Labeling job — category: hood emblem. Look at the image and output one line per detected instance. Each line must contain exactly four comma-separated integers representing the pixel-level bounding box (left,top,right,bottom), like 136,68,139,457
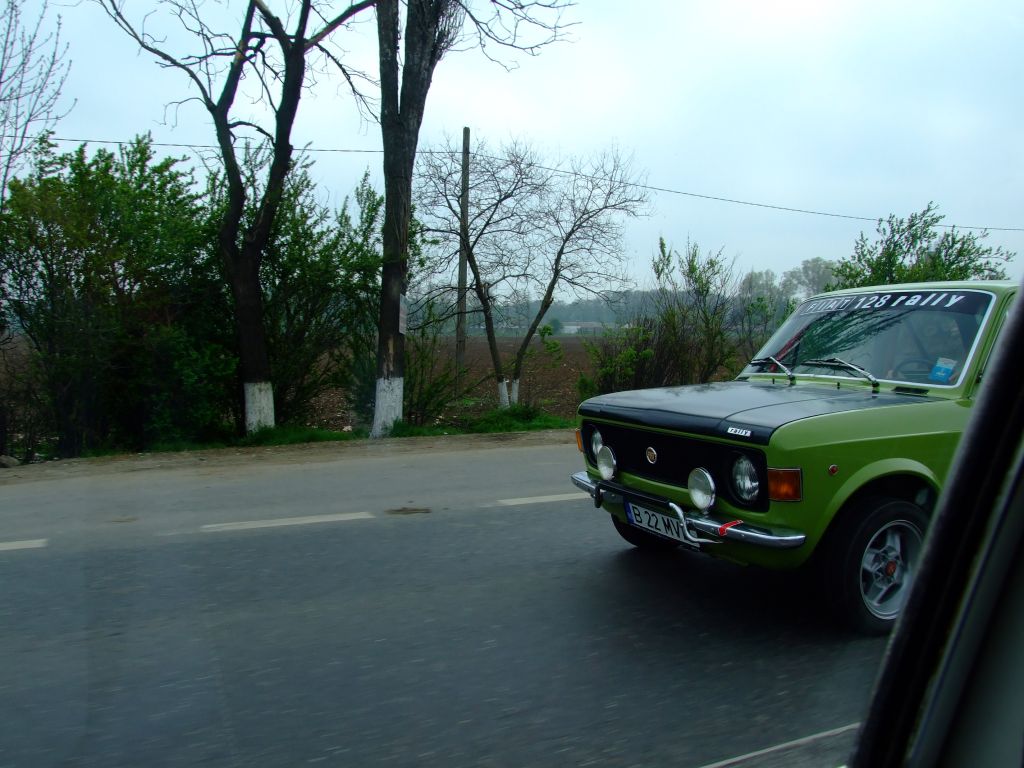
727,426,753,438
645,447,658,464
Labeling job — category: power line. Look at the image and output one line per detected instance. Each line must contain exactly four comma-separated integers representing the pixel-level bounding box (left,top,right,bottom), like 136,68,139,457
28,135,1024,233
498,156,1024,233
39,136,385,154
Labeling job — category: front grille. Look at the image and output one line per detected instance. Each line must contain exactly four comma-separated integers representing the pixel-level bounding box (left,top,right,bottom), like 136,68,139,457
583,420,768,511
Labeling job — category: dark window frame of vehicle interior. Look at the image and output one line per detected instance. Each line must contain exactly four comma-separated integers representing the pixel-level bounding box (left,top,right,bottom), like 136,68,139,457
852,285,1024,767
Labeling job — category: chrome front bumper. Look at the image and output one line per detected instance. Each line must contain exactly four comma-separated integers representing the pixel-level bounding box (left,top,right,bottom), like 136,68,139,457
571,471,806,550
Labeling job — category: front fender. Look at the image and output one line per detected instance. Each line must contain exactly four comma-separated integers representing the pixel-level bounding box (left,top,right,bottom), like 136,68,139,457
824,457,940,524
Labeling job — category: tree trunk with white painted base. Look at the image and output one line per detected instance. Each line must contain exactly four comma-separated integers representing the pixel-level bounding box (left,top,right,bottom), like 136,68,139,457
372,0,461,437
497,380,510,408
510,379,520,406
101,1,378,437
370,376,404,438
244,382,275,433
230,244,276,435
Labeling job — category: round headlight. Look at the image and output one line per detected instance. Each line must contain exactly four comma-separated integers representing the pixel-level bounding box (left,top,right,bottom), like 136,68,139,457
590,428,604,459
596,445,617,481
687,467,716,512
731,455,760,503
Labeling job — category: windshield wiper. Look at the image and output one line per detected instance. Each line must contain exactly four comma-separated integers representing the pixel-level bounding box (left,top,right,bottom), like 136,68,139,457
749,356,795,384
801,357,879,390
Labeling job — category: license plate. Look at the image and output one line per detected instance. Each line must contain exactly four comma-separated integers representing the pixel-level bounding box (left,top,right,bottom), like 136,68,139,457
625,501,690,544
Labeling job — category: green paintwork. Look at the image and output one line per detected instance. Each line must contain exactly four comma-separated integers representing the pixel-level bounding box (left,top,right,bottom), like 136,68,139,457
576,280,1017,570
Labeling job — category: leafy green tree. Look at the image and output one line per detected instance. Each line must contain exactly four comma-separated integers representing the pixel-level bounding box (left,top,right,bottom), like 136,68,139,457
580,239,740,398
577,320,657,400
101,0,379,434
653,238,737,383
0,136,234,456
401,301,459,427
207,151,388,427
257,165,382,424
830,203,1014,289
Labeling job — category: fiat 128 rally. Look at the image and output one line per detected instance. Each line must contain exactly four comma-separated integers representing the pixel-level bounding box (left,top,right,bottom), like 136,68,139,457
571,281,1016,632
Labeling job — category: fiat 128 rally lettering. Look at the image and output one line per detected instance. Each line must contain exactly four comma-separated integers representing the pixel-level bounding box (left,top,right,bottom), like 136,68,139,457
571,281,1016,633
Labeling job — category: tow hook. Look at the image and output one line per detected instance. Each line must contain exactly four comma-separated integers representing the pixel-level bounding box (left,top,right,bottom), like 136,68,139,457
669,502,719,546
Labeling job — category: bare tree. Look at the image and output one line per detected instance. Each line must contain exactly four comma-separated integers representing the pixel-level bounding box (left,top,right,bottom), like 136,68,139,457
781,256,836,300
417,139,546,403
418,139,647,406
0,0,72,209
100,0,375,433
370,0,572,436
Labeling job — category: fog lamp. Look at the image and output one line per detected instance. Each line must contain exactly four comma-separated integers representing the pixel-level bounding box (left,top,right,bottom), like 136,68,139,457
596,445,617,481
688,467,716,511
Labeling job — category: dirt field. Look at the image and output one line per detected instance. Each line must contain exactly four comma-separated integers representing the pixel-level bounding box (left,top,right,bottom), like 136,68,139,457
461,334,592,414
308,335,594,430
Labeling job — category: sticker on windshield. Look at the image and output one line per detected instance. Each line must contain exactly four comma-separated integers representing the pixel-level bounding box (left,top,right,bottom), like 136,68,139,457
929,358,957,384
799,291,981,315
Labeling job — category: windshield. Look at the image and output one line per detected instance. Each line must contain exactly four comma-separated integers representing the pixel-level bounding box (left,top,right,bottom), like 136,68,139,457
745,289,995,387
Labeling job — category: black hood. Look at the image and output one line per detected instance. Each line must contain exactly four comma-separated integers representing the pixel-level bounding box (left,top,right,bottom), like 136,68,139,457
578,381,937,445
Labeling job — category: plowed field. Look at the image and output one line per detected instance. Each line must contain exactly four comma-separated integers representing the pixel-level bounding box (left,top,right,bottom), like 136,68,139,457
308,335,595,430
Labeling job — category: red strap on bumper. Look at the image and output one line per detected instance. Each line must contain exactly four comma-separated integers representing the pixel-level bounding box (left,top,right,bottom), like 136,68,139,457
718,520,742,537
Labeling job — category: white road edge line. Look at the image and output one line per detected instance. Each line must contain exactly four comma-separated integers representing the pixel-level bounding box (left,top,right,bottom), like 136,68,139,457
0,539,49,552
693,722,860,768
201,512,374,533
488,492,588,507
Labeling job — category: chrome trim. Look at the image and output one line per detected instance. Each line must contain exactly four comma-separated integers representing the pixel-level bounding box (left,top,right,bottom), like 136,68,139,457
570,471,806,550
667,502,719,546
571,469,600,497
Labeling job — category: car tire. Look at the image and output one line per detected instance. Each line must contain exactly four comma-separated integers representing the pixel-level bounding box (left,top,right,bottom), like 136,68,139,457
611,515,681,552
824,495,927,635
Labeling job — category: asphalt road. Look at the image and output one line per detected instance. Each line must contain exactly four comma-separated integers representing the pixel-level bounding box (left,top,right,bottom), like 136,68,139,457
0,433,887,767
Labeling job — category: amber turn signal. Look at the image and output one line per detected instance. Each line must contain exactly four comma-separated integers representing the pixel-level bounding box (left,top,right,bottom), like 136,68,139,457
575,429,583,452
768,468,802,501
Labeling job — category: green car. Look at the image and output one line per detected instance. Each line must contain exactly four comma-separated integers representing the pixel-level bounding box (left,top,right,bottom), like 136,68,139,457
571,280,1017,633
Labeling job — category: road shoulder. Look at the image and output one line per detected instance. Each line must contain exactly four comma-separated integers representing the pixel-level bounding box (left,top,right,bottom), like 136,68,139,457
0,429,577,487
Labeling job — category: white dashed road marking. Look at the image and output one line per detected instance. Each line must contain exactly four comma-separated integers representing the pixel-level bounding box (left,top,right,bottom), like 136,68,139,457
488,492,588,507
693,722,860,768
200,511,374,533
0,539,49,552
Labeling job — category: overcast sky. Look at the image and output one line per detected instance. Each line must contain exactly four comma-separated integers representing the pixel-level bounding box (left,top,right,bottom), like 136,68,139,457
49,0,1024,287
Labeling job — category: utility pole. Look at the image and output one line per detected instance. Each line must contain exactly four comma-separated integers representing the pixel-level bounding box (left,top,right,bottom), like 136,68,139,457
455,126,470,388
